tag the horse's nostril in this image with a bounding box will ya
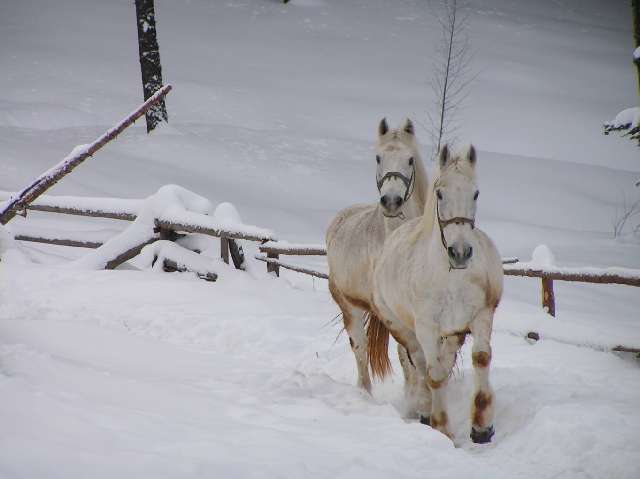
[380,195,389,208]
[393,196,403,208]
[447,247,456,260]
[465,246,473,260]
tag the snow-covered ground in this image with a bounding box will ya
[1,0,639,477]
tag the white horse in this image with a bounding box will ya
[370,144,503,444]
[326,118,429,399]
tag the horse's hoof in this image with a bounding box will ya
[470,425,494,444]
[419,415,431,426]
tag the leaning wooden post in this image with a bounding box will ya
[220,236,230,264]
[541,277,556,317]
[0,85,172,225]
[267,251,280,276]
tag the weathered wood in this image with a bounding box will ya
[154,218,273,242]
[27,204,137,221]
[105,237,159,270]
[259,244,327,256]
[612,345,640,354]
[162,258,217,282]
[220,236,230,264]
[229,239,245,270]
[0,85,172,225]
[541,277,556,317]
[255,255,328,279]
[503,268,640,287]
[14,234,103,249]
[266,252,280,276]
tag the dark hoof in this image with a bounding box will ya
[470,425,494,444]
[419,415,431,426]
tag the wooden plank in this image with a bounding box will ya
[26,204,136,221]
[503,268,640,287]
[259,244,327,256]
[255,255,327,279]
[105,237,159,270]
[220,236,229,264]
[14,234,103,249]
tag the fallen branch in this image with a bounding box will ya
[0,84,172,225]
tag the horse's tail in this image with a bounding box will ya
[367,312,392,380]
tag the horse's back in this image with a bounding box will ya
[326,203,385,304]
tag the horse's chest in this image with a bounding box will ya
[427,281,482,334]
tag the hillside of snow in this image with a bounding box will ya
[1,0,639,478]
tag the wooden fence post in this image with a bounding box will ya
[267,252,280,276]
[228,239,245,270]
[541,277,555,317]
[220,236,229,264]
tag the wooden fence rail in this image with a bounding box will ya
[504,264,640,317]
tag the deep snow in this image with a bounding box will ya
[1,0,639,478]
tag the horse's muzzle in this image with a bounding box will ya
[380,194,403,216]
[447,244,473,269]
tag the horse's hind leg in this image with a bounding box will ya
[469,308,495,444]
[328,281,372,392]
[344,306,372,393]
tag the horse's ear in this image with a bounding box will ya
[438,144,450,168]
[467,145,477,166]
[402,118,414,136]
[378,117,389,137]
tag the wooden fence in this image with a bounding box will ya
[5,191,639,355]
[0,190,274,276]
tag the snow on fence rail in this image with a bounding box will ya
[3,186,274,276]
[0,191,141,221]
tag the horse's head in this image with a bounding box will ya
[375,118,419,218]
[434,144,479,269]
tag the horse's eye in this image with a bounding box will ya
[376,155,380,164]
[436,190,443,200]
[408,157,414,166]
[474,190,479,200]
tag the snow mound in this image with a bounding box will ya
[530,244,555,267]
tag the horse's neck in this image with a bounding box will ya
[418,193,450,269]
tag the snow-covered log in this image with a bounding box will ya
[0,85,172,225]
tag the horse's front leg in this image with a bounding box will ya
[469,308,495,444]
[415,320,453,440]
[398,344,432,423]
